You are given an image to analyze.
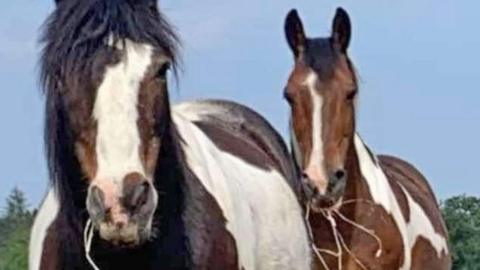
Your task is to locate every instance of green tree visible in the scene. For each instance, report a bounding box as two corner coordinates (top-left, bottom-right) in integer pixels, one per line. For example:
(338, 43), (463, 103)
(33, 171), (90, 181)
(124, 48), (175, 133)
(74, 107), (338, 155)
(442, 195), (480, 270)
(5, 188), (29, 218)
(0, 221), (31, 270)
(0, 188), (33, 270)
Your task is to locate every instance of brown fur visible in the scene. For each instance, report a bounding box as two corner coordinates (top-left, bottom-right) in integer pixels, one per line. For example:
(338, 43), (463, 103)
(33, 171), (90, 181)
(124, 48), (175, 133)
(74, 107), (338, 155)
(39, 223), (60, 270)
(410, 237), (451, 270)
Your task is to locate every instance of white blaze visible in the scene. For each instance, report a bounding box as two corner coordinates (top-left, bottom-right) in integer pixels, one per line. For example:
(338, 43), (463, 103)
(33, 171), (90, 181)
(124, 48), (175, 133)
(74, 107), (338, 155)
(93, 40), (153, 185)
(304, 72), (328, 193)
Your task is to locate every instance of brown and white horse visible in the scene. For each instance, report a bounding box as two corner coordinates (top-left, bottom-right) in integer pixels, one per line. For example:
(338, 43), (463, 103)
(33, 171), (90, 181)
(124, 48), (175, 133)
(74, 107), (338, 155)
(28, 0), (311, 269)
(283, 8), (451, 270)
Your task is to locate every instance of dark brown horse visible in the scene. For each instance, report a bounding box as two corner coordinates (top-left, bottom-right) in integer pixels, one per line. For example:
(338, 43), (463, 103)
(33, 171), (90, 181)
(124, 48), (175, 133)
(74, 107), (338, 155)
(283, 7), (451, 270)
(28, 0), (311, 269)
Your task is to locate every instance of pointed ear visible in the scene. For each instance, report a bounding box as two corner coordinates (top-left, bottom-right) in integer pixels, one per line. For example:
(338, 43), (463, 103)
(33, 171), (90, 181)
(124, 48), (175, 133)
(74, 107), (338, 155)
(331, 7), (351, 53)
(54, 0), (64, 5)
(285, 9), (306, 58)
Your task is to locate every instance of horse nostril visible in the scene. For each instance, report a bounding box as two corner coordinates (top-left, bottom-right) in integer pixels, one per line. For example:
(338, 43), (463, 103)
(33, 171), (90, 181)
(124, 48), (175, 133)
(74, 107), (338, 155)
(124, 180), (151, 213)
(301, 173), (319, 198)
(334, 169), (347, 181)
(87, 186), (106, 221)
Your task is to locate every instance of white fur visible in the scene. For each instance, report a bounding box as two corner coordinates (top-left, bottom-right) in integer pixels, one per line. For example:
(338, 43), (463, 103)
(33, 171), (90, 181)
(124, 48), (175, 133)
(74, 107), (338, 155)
(29, 190), (59, 270)
(400, 184), (449, 257)
(354, 134), (449, 269)
(173, 103), (311, 270)
(354, 135), (394, 212)
(304, 72), (328, 193)
(93, 40), (153, 186)
(306, 73), (324, 171)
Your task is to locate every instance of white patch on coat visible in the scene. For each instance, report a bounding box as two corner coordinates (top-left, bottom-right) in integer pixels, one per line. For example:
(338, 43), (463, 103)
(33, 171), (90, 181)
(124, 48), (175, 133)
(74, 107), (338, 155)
(303, 72), (328, 194)
(354, 134), (411, 269)
(173, 103), (311, 270)
(93, 40), (153, 187)
(29, 189), (59, 270)
(354, 134), (448, 269)
(400, 184), (449, 257)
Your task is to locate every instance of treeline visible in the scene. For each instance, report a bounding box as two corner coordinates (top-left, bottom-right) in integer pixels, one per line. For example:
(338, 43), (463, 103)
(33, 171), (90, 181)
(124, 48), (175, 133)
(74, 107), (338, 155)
(0, 188), (33, 270)
(0, 189), (478, 269)
(442, 195), (480, 269)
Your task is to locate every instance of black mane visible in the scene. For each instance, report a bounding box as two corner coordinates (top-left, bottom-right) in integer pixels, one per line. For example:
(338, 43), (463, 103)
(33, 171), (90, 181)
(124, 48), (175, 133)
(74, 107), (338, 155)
(41, 0), (179, 94)
(39, 0), (180, 265)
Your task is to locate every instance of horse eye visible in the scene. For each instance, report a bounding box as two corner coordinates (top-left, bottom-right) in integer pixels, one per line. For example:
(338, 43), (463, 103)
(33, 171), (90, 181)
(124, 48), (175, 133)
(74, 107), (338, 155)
(346, 89), (357, 101)
(156, 62), (171, 79)
(284, 88), (293, 103)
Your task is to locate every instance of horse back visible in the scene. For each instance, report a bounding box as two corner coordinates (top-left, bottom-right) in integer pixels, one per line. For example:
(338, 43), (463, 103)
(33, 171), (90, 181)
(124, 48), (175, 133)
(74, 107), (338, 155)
(174, 100), (300, 192)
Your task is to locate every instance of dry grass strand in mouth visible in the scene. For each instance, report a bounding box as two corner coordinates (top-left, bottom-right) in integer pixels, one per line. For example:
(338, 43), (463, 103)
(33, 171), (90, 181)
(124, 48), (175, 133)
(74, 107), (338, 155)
(84, 219), (101, 270)
(333, 209), (383, 258)
(323, 211), (343, 270)
(337, 228), (369, 270)
(305, 199), (384, 270)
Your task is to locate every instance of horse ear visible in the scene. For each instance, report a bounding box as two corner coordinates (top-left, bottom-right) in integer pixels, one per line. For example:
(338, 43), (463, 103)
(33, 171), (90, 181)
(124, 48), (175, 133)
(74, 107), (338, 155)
(285, 9), (306, 58)
(331, 7), (351, 53)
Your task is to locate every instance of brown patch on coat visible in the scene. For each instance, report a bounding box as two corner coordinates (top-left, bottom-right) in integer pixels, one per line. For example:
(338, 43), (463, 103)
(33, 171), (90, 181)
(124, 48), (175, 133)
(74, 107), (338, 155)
(39, 222), (60, 270)
(192, 121), (275, 172)
(137, 56), (171, 180)
(74, 125), (98, 181)
(285, 62), (314, 169)
(410, 236), (452, 270)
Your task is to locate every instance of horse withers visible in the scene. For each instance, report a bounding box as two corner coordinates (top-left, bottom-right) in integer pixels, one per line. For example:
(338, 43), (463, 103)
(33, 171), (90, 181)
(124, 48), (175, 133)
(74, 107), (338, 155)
(29, 0), (311, 269)
(283, 7), (451, 270)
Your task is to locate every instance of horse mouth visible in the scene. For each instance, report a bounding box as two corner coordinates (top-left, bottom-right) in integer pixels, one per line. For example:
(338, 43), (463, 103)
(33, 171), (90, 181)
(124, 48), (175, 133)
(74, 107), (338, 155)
(95, 221), (150, 248)
(310, 195), (343, 212)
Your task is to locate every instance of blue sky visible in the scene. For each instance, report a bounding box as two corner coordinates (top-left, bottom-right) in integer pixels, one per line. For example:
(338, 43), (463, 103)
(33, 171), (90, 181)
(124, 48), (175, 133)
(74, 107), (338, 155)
(1, 0), (479, 208)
